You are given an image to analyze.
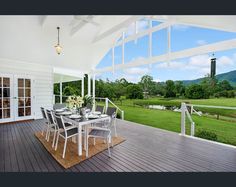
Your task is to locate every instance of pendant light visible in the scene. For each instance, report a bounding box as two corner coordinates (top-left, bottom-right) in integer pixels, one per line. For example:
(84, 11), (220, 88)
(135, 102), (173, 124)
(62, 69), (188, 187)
(55, 27), (62, 55)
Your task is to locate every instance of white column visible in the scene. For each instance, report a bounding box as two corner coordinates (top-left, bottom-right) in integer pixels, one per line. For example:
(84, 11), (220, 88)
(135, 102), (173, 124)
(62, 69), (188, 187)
(59, 77), (62, 104)
(81, 75), (84, 97)
(87, 74), (91, 96)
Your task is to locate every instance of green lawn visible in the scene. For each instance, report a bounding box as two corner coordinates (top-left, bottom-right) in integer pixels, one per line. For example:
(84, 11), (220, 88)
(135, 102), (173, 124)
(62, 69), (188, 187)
(116, 105), (236, 146)
(116, 98), (236, 118)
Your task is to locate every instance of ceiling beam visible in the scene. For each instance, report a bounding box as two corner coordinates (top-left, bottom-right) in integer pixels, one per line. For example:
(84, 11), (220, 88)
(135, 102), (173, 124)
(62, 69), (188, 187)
(94, 38), (236, 74)
(115, 21), (172, 46)
(92, 16), (143, 43)
(40, 16), (47, 27)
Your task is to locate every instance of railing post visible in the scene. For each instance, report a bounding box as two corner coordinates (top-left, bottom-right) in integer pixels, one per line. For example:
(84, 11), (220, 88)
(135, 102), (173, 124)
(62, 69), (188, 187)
(105, 98), (109, 113)
(181, 102), (186, 136)
(191, 122), (195, 136)
(121, 110), (124, 120)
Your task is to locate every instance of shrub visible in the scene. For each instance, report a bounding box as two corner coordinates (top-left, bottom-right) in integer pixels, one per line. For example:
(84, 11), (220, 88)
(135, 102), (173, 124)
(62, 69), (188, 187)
(195, 129), (217, 141)
(185, 84), (206, 99)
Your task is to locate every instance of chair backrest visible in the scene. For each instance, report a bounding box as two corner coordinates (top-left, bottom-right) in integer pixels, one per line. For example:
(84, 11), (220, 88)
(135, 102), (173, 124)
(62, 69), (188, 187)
(53, 103), (66, 110)
(54, 115), (66, 130)
(40, 107), (47, 119)
(96, 105), (104, 113)
(106, 107), (117, 118)
(46, 109), (55, 124)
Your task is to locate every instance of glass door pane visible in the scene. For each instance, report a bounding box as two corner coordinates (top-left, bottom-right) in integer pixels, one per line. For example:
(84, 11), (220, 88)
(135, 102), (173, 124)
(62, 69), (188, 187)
(17, 78), (31, 118)
(0, 76), (11, 119)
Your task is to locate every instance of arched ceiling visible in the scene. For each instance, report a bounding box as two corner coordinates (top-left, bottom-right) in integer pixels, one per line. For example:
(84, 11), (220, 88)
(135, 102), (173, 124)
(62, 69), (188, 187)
(1, 15), (236, 76)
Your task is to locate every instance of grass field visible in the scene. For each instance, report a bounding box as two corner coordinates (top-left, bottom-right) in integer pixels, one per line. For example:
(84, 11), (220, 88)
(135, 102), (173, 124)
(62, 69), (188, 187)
(105, 97), (236, 146)
(115, 105), (236, 146)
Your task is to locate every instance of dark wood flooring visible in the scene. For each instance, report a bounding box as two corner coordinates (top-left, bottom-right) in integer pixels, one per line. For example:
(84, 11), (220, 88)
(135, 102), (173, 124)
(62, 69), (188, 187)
(0, 119), (236, 172)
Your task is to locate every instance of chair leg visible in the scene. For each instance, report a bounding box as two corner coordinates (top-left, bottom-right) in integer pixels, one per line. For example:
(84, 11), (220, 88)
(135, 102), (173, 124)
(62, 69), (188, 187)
(62, 138), (68, 159)
(55, 132), (59, 151)
(114, 120), (117, 137)
(93, 137), (96, 145)
(107, 137), (111, 157)
(52, 130), (57, 148)
(86, 136), (89, 158)
(45, 126), (49, 140)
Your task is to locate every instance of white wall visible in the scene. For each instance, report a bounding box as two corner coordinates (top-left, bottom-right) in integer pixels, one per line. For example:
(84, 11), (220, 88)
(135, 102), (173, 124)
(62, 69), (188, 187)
(0, 58), (54, 119)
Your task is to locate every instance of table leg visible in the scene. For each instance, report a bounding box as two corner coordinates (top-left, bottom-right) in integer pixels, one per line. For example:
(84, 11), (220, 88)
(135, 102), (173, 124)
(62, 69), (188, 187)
(83, 126), (87, 150)
(78, 125), (82, 156)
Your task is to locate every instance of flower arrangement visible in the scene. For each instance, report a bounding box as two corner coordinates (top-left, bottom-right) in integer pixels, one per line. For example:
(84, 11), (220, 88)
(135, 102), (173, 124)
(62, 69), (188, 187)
(66, 95), (84, 109)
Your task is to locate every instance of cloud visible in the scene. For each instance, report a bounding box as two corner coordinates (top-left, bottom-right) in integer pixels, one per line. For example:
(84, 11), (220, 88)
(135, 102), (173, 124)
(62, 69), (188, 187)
(172, 24), (190, 31)
(155, 61), (186, 69)
(188, 55), (210, 67)
(196, 40), (207, 46)
(218, 56), (234, 66)
(124, 67), (149, 75)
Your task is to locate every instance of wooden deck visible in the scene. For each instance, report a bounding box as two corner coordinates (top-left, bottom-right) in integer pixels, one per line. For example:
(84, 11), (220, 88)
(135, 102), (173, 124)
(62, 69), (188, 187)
(0, 119), (236, 172)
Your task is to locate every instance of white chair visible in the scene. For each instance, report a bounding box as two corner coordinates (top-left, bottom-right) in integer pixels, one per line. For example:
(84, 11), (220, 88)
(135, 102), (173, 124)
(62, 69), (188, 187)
(86, 114), (115, 158)
(45, 110), (59, 147)
(54, 115), (79, 158)
(105, 107), (118, 137)
(40, 107), (49, 136)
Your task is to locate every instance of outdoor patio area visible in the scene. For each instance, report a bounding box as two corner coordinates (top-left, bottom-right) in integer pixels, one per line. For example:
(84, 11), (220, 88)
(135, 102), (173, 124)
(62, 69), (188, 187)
(1, 119), (236, 172)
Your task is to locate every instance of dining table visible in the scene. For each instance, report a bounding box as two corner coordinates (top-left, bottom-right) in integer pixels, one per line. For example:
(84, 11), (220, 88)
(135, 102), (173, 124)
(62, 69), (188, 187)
(55, 109), (111, 156)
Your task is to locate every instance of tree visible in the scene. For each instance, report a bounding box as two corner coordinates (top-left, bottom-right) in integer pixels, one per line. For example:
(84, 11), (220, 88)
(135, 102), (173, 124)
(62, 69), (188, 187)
(175, 81), (185, 96)
(126, 84), (143, 99)
(185, 84), (205, 99)
(63, 86), (77, 96)
(218, 80), (233, 91)
(139, 75), (154, 98)
(164, 80), (176, 98)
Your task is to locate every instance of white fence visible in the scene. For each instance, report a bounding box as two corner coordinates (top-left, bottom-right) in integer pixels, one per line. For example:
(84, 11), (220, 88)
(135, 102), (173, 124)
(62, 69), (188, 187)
(181, 102), (236, 137)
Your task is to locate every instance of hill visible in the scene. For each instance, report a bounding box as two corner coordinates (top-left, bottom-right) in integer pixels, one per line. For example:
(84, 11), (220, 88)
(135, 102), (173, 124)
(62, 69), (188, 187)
(181, 70), (236, 86)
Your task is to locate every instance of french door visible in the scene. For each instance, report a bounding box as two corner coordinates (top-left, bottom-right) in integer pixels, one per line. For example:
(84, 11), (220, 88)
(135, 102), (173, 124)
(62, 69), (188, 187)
(0, 74), (34, 123)
(0, 74), (14, 122)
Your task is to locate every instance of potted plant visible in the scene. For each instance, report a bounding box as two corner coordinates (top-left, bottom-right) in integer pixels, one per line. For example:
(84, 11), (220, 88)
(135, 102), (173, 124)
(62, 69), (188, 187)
(82, 95), (93, 108)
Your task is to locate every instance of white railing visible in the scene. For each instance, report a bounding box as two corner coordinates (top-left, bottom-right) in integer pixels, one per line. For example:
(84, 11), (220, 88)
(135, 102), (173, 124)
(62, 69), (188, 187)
(181, 102), (236, 137)
(95, 97), (124, 120)
(181, 103), (195, 136)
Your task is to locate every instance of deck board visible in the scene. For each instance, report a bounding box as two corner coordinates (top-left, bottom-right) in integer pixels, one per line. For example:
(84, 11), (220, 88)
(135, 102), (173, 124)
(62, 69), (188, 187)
(0, 119), (236, 172)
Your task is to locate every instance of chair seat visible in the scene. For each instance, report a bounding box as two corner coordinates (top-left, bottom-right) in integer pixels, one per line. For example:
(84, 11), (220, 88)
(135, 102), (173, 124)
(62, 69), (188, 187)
(89, 129), (110, 137)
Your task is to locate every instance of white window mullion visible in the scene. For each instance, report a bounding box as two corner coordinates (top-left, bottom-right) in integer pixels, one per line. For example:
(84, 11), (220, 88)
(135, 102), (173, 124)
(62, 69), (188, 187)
(112, 47), (115, 74)
(167, 25), (171, 66)
(122, 31), (125, 65)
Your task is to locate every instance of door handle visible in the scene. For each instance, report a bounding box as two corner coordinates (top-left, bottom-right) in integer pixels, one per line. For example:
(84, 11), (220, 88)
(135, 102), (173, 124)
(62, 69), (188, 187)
(13, 97), (17, 99)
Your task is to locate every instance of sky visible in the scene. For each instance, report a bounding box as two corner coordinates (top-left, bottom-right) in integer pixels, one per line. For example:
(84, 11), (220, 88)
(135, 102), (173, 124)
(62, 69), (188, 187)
(96, 20), (236, 83)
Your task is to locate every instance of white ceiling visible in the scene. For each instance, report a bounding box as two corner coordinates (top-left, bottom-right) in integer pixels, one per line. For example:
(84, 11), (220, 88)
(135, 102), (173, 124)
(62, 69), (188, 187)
(1, 15), (236, 78)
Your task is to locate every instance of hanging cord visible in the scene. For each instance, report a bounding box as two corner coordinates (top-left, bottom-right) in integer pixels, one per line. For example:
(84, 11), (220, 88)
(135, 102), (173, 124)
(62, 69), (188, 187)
(57, 27), (60, 45)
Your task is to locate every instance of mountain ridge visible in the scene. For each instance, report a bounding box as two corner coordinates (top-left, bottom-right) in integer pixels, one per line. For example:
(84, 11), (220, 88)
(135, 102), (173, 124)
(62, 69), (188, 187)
(180, 70), (236, 86)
